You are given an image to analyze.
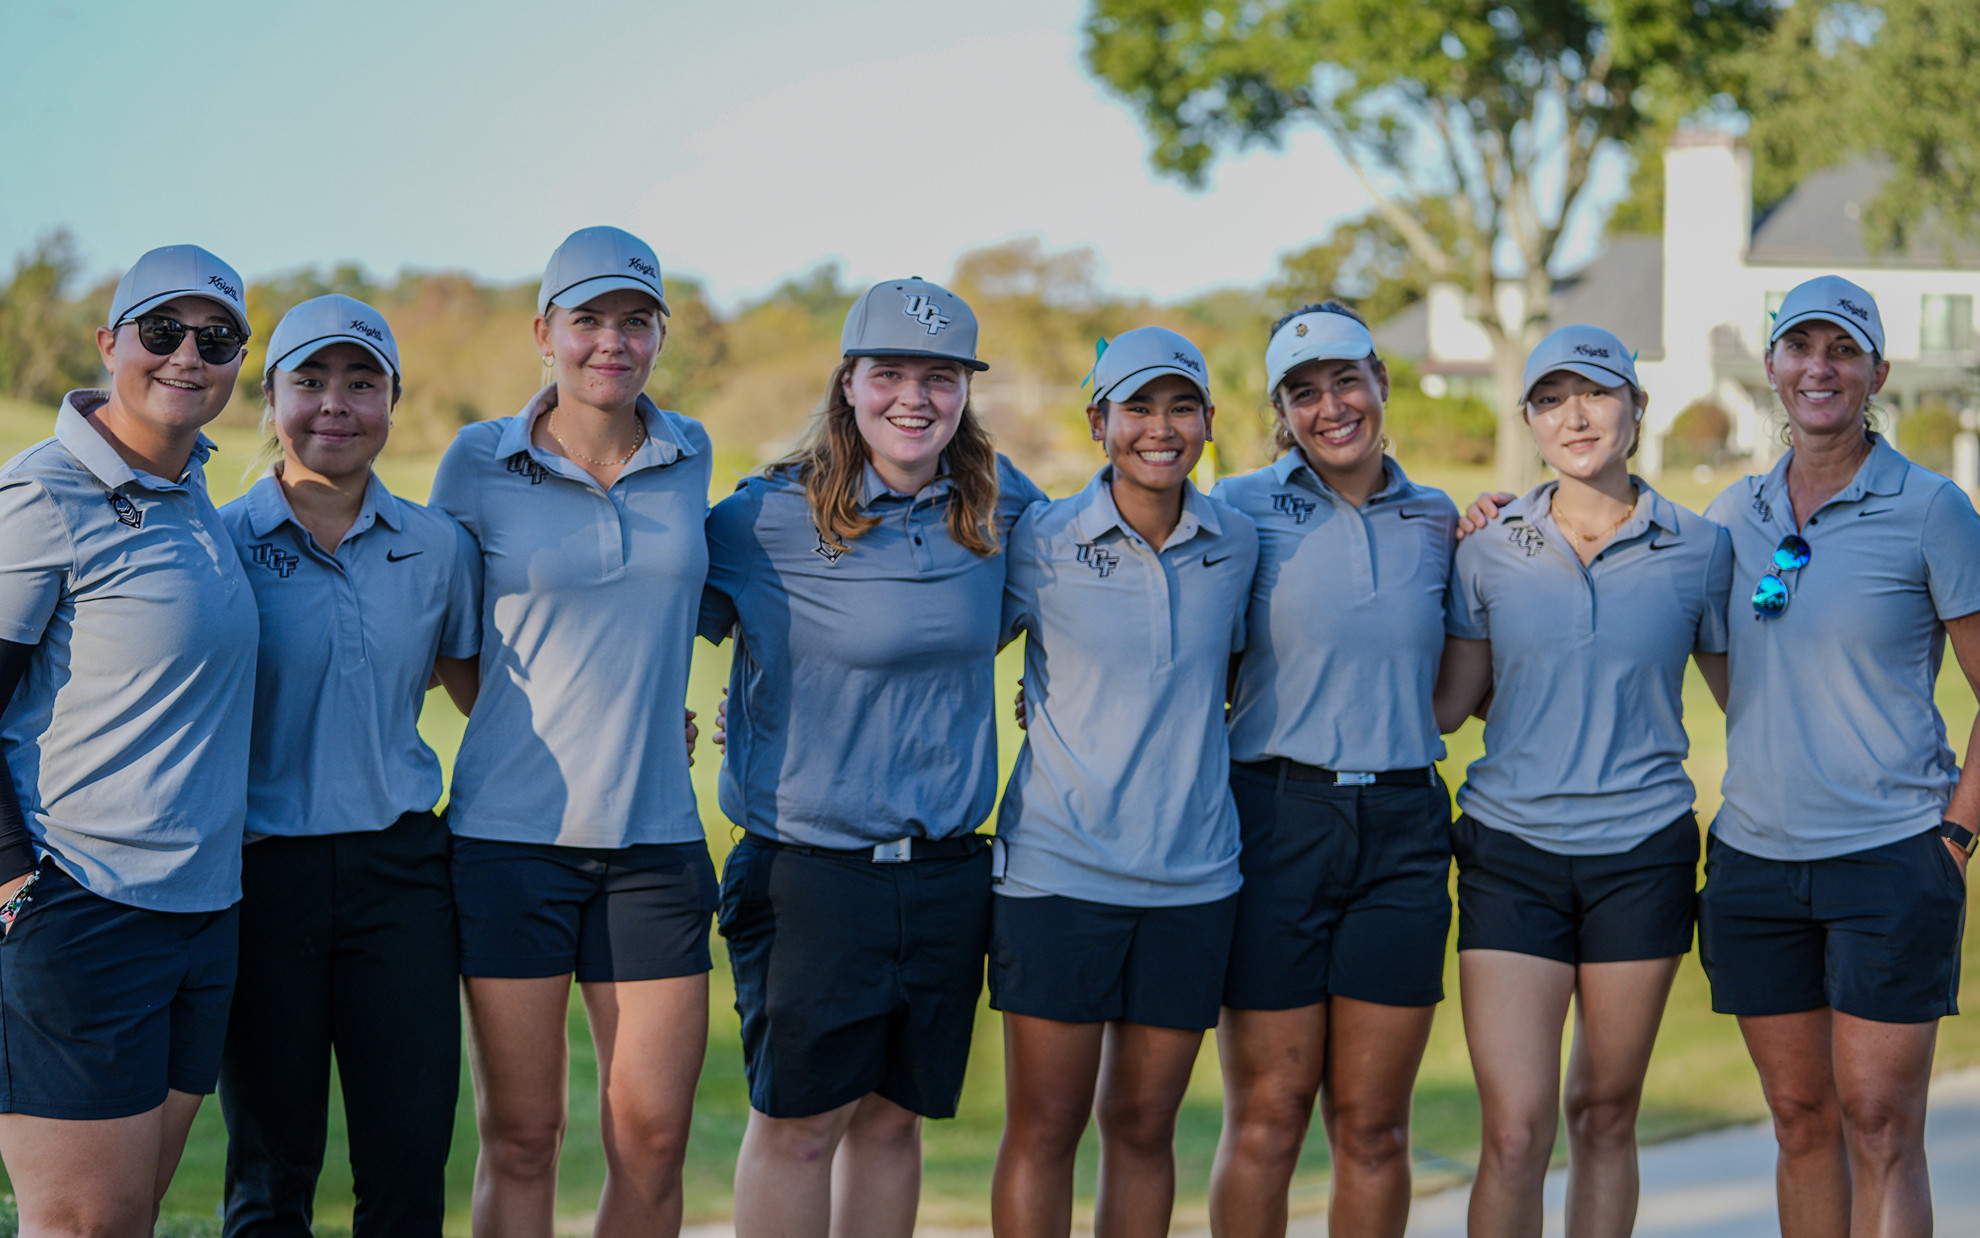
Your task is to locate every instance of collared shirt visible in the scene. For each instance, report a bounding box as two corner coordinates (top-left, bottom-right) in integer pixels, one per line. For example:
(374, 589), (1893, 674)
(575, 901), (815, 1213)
(429, 387), (712, 849)
(996, 468), (1259, 907)
(0, 392), (258, 912)
(699, 455), (1045, 849)
(1216, 453), (1459, 771)
(1707, 433), (1980, 860)
(1449, 479), (1732, 855)
(220, 473), (481, 839)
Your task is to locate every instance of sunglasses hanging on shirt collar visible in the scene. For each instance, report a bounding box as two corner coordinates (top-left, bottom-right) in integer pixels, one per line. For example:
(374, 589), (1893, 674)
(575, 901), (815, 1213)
(1751, 535), (1812, 619)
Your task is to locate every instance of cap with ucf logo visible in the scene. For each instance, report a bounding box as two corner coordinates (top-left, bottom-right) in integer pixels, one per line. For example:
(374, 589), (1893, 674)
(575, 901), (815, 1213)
(841, 277), (988, 371)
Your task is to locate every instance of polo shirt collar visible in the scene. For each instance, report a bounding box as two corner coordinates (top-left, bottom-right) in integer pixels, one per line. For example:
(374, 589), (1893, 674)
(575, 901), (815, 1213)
(1070, 465), (1221, 549)
(243, 470), (403, 541)
(1760, 431), (1906, 518)
(1502, 477), (1679, 541)
(55, 390), (214, 492)
(1269, 449), (1410, 506)
(498, 386), (698, 471)
(858, 458), (954, 509)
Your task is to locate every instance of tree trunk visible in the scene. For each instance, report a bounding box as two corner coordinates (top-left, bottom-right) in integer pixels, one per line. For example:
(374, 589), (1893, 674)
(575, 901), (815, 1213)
(1491, 331), (1538, 493)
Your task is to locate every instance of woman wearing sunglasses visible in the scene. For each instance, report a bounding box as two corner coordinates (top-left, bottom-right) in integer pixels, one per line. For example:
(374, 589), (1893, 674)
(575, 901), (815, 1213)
(701, 278), (1042, 1238)
(1206, 302), (1461, 1238)
(1696, 276), (1980, 1237)
(429, 226), (715, 1238)
(1435, 325), (1732, 1238)
(215, 295), (480, 1237)
(0, 245), (260, 1232)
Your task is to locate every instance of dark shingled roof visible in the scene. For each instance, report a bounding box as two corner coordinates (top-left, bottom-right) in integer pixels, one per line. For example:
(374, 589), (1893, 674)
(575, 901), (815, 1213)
(1748, 159), (1980, 268)
(1548, 235), (1665, 360)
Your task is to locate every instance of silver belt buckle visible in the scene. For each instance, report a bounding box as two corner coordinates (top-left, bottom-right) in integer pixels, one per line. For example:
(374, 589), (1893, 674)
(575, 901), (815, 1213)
(871, 838), (913, 863)
(1335, 771), (1377, 786)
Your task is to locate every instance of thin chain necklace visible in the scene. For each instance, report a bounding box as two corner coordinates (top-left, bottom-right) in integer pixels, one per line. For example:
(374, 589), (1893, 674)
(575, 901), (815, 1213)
(548, 411), (646, 467)
(1551, 492), (1636, 543)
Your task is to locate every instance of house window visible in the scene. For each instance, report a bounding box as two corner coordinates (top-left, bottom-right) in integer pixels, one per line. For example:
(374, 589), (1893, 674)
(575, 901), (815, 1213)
(1920, 294), (1974, 354)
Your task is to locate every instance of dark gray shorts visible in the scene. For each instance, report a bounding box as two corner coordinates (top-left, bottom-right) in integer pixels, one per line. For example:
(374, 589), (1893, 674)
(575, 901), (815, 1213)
(990, 890), (1238, 1031)
(0, 860), (237, 1118)
(1699, 827), (1964, 1022)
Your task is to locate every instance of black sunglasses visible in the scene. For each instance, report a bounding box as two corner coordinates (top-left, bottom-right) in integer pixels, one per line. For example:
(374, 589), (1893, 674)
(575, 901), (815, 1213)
(1751, 534), (1811, 619)
(132, 314), (248, 366)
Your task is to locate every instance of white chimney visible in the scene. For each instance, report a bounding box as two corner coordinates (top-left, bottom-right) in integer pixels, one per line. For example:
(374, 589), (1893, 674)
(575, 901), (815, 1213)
(1660, 132), (1751, 430)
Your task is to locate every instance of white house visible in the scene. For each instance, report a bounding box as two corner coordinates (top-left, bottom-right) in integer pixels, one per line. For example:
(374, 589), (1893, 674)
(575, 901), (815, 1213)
(1377, 131), (1980, 479)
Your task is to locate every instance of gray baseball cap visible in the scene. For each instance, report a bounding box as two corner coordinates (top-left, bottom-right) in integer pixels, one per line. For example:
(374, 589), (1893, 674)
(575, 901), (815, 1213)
(108, 244), (250, 335)
(1520, 324), (1640, 404)
(538, 226), (670, 317)
(264, 294), (400, 382)
(841, 277), (988, 371)
(1771, 274), (1885, 356)
(1089, 326), (1211, 405)
(1266, 308), (1377, 393)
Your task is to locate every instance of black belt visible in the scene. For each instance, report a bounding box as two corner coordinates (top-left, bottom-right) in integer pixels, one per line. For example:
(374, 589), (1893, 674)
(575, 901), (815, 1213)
(743, 833), (987, 864)
(1238, 757), (1436, 788)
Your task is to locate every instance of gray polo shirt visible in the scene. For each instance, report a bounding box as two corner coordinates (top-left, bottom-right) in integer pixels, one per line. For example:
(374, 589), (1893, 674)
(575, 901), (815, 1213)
(1707, 434), (1980, 860)
(1449, 481), (1732, 855)
(0, 392), (258, 912)
(429, 388), (712, 849)
(699, 456), (1045, 849)
(1216, 452), (1459, 771)
(996, 469), (1259, 907)
(220, 474), (481, 839)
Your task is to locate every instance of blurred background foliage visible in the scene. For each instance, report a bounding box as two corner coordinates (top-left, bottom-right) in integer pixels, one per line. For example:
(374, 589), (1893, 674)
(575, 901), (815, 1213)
(0, 225), (1453, 488)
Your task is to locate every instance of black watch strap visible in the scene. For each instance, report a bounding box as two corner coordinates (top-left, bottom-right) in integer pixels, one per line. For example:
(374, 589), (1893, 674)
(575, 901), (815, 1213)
(1942, 820), (1978, 856)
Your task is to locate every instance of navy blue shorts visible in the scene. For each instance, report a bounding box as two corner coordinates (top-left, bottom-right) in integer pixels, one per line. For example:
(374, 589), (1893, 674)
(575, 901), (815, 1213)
(1453, 812), (1699, 965)
(1699, 828), (1965, 1022)
(453, 838), (717, 983)
(990, 890), (1239, 1031)
(1224, 761), (1452, 1010)
(718, 835), (990, 1120)
(0, 860), (238, 1119)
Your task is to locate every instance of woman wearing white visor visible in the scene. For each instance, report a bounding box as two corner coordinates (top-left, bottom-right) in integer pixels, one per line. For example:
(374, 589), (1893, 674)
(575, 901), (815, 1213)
(217, 295), (480, 1237)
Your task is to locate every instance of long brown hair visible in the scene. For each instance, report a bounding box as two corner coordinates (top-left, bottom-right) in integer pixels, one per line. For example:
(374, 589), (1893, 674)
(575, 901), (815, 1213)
(766, 357), (1003, 556)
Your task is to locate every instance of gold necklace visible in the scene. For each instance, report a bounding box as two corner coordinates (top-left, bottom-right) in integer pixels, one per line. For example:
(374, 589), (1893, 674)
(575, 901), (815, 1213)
(1551, 494), (1636, 543)
(548, 412), (646, 467)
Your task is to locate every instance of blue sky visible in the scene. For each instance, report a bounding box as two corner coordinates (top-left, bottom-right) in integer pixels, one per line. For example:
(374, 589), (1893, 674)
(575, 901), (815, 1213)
(0, 1), (1619, 309)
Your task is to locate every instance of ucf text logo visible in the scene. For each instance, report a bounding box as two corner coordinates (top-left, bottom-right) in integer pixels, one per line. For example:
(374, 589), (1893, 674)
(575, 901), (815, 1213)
(1076, 543), (1120, 578)
(250, 544), (300, 578)
(506, 454), (551, 485)
(902, 294), (951, 336)
(1508, 525), (1544, 557)
(1272, 493), (1316, 524)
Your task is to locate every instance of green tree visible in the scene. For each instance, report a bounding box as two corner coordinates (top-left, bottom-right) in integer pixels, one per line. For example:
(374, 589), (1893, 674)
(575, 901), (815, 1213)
(1744, 0), (1980, 255)
(1084, 0), (1775, 486)
(0, 230), (103, 405)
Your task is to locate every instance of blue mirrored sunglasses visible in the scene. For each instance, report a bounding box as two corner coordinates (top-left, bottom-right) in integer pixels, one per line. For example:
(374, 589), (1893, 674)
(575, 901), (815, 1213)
(1752, 534), (1812, 619)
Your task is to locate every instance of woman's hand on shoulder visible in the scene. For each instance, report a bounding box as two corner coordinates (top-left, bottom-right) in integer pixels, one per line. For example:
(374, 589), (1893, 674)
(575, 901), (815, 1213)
(1013, 679), (1027, 730)
(713, 688), (728, 753)
(1455, 492), (1517, 540)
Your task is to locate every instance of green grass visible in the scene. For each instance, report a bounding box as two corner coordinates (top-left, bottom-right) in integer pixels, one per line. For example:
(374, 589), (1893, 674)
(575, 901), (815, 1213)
(3, 404), (1977, 1231)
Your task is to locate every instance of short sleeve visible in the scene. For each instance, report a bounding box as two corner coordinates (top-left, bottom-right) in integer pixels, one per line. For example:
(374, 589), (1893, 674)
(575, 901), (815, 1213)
(439, 517), (483, 659)
(1445, 535), (1491, 641)
(999, 506), (1041, 646)
(1695, 523), (1734, 654)
(698, 485), (756, 643)
(1923, 484), (1980, 621)
(0, 478), (72, 645)
(428, 430), (481, 539)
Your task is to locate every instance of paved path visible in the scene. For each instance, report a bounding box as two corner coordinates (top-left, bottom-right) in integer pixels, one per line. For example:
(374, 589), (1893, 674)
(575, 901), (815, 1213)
(1394, 1066), (1980, 1238)
(683, 1067), (1980, 1236)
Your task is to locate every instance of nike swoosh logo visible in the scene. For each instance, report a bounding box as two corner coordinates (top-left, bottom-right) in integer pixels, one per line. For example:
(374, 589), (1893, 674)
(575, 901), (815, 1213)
(1649, 538), (1680, 551)
(1858, 508), (1893, 518)
(1398, 509), (1430, 520)
(1203, 554), (1232, 568)
(386, 550), (423, 562)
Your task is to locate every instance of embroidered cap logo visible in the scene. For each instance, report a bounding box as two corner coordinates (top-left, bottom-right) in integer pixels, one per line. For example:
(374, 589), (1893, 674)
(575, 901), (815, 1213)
(348, 319), (385, 341)
(1837, 297), (1871, 321)
(627, 256), (658, 278)
(206, 273), (240, 302)
(1572, 344), (1612, 358)
(901, 294), (951, 336)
